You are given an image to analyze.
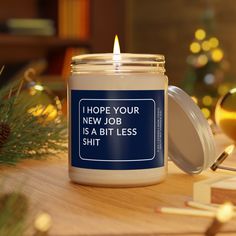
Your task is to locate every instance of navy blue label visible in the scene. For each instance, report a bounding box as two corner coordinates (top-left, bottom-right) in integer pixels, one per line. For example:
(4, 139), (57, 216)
(71, 90), (164, 170)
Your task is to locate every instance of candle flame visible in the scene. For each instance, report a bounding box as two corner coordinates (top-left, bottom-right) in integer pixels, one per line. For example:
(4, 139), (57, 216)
(225, 144), (235, 155)
(113, 35), (120, 54)
(113, 35), (121, 62)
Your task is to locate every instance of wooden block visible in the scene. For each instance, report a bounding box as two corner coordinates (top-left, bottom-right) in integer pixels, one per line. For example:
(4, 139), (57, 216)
(193, 176), (236, 205)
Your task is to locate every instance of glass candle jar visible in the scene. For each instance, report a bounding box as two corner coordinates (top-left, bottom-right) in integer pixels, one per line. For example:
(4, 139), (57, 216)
(68, 53), (168, 187)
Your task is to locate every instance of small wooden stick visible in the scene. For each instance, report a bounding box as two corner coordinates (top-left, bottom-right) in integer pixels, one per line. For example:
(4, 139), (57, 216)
(186, 201), (218, 212)
(186, 201), (236, 212)
(217, 165), (236, 172)
(156, 206), (216, 218)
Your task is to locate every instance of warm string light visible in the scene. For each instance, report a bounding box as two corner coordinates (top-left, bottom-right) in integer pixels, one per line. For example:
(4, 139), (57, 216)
(195, 28), (206, 40)
(202, 95), (213, 106)
(198, 54), (208, 66)
(202, 41), (211, 51)
(188, 28), (227, 118)
(209, 37), (219, 48)
(187, 26), (235, 125)
(190, 42), (201, 54)
(212, 48), (224, 62)
(188, 28), (223, 67)
(201, 107), (211, 118)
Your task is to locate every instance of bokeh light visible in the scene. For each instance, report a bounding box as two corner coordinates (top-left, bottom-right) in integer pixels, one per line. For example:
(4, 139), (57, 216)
(212, 48), (224, 62)
(209, 37), (219, 48)
(197, 54), (208, 66)
(202, 41), (210, 51)
(204, 73), (215, 84)
(34, 84), (44, 91)
(191, 96), (198, 104)
(218, 84), (229, 96)
(195, 29), (206, 40)
(190, 42), (201, 53)
(201, 107), (211, 118)
(202, 95), (213, 106)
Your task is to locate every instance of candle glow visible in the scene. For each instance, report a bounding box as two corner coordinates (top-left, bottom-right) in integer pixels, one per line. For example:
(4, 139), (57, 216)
(113, 35), (121, 63)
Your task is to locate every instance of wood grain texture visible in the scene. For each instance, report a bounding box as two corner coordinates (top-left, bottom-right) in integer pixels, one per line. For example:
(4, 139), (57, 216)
(0, 133), (236, 236)
(212, 188), (236, 205)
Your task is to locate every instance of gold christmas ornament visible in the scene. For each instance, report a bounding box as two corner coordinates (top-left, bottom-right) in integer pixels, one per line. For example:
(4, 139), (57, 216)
(215, 88), (236, 142)
(24, 82), (61, 121)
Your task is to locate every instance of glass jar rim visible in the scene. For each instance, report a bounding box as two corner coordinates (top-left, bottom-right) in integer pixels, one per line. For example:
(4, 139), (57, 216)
(71, 53), (165, 74)
(72, 53), (165, 65)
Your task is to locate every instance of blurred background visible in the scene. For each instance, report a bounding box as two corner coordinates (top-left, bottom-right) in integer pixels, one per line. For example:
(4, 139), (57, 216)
(0, 0), (236, 120)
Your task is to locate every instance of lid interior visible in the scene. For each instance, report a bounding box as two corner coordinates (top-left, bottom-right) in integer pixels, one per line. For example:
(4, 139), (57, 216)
(168, 96), (204, 173)
(168, 86), (216, 174)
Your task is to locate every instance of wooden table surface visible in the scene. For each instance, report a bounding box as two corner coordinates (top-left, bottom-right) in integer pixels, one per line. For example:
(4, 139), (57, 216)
(1, 133), (236, 236)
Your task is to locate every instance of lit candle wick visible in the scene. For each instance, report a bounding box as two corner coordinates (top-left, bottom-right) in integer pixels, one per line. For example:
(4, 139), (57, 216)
(113, 35), (121, 70)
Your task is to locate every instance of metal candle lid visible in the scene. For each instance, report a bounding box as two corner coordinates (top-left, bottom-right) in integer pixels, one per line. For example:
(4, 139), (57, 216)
(168, 86), (216, 174)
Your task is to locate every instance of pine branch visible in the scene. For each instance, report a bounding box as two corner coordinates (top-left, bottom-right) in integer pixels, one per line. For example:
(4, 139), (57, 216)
(0, 77), (67, 165)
